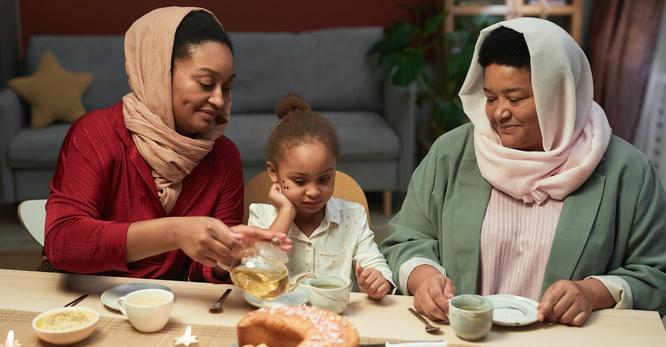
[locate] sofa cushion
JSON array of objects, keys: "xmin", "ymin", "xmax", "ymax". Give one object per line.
[
  {"xmin": 27, "ymin": 28, "xmax": 384, "ymax": 115},
  {"xmin": 10, "ymin": 111, "xmax": 399, "ymax": 170},
  {"xmin": 26, "ymin": 36, "xmax": 129, "ymax": 111},
  {"xmin": 9, "ymin": 124, "xmax": 71, "ymax": 168},
  {"xmin": 9, "ymin": 51, "xmax": 93, "ymax": 128},
  {"xmin": 226, "ymin": 111, "xmax": 399, "ymax": 165},
  {"xmin": 229, "ymin": 27, "xmax": 383, "ymax": 113}
]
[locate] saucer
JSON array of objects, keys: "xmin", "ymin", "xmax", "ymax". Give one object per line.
[
  {"xmin": 101, "ymin": 282, "xmax": 172, "ymax": 311},
  {"xmin": 243, "ymin": 285, "xmax": 309, "ymax": 309},
  {"xmin": 486, "ymin": 294, "xmax": 539, "ymax": 326}
]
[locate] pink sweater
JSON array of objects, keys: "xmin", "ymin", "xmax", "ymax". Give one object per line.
[{"xmin": 480, "ymin": 188, "xmax": 563, "ymax": 300}]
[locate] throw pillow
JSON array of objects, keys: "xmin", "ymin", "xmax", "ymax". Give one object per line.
[{"xmin": 9, "ymin": 50, "xmax": 93, "ymax": 128}]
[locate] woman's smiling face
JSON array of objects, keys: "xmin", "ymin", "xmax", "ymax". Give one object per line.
[
  {"xmin": 484, "ymin": 63, "xmax": 543, "ymax": 151},
  {"xmin": 171, "ymin": 41, "xmax": 235, "ymax": 137}
]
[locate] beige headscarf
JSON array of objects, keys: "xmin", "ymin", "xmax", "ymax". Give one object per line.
[
  {"xmin": 122, "ymin": 7, "xmax": 230, "ymax": 213},
  {"xmin": 460, "ymin": 17, "xmax": 612, "ymax": 204}
]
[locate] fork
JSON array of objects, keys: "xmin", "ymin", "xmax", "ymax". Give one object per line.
[
  {"xmin": 64, "ymin": 294, "xmax": 88, "ymax": 307},
  {"xmin": 208, "ymin": 288, "xmax": 232, "ymax": 313},
  {"xmin": 408, "ymin": 308, "xmax": 443, "ymax": 335}
]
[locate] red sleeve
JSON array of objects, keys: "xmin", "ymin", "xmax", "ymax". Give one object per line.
[
  {"xmin": 190, "ymin": 136, "xmax": 244, "ymax": 283},
  {"xmin": 213, "ymin": 137, "xmax": 244, "ymax": 226},
  {"xmin": 43, "ymin": 110, "xmax": 131, "ymax": 273}
]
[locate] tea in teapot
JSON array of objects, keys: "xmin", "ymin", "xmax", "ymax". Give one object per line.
[{"xmin": 219, "ymin": 240, "xmax": 311, "ymax": 300}]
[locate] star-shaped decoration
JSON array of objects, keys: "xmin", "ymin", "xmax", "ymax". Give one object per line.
[
  {"xmin": 2, "ymin": 330, "xmax": 22, "ymax": 347},
  {"xmin": 9, "ymin": 50, "xmax": 93, "ymax": 128},
  {"xmin": 174, "ymin": 326, "xmax": 198, "ymax": 346}
]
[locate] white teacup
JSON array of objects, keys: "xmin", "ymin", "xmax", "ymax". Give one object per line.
[
  {"xmin": 305, "ymin": 275, "xmax": 351, "ymax": 314},
  {"xmin": 118, "ymin": 288, "xmax": 174, "ymax": 333},
  {"xmin": 448, "ymin": 294, "xmax": 493, "ymax": 340}
]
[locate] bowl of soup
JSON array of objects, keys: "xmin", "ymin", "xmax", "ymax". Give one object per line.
[{"xmin": 32, "ymin": 307, "xmax": 99, "ymax": 345}]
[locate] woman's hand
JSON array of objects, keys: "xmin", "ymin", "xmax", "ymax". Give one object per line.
[
  {"xmin": 409, "ymin": 265, "xmax": 456, "ymax": 321},
  {"xmin": 356, "ymin": 264, "xmax": 391, "ymax": 299},
  {"xmin": 538, "ymin": 278, "xmax": 615, "ymax": 326},
  {"xmin": 268, "ymin": 183, "xmax": 295, "ymax": 213},
  {"xmin": 175, "ymin": 217, "xmax": 291, "ymax": 268},
  {"xmin": 230, "ymin": 224, "xmax": 292, "ymax": 252},
  {"xmin": 174, "ymin": 216, "xmax": 240, "ymax": 267}
]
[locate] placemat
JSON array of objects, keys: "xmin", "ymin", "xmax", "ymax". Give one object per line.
[
  {"xmin": 0, "ymin": 309, "xmax": 235, "ymax": 346},
  {"xmin": 0, "ymin": 309, "xmax": 402, "ymax": 346}
]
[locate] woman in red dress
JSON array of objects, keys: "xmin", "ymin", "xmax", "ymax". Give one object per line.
[{"xmin": 43, "ymin": 7, "xmax": 289, "ymax": 282}]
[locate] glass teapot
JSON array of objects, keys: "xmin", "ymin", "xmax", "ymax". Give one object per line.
[{"xmin": 217, "ymin": 239, "xmax": 312, "ymax": 300}]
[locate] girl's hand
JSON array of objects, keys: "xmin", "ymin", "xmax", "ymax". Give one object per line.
[
  {"xmin": 538, "ymin": 279, "xmax": 614, "ymax": 326},
  {"xmin": 268, "ymin": 183, "xmax": 295, "ymax": 213},
  {"xmin": 356, "ymin": 263, "xmax": 392, "ymax": 300}
]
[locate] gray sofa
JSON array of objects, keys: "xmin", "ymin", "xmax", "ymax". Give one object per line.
[{"xmin": 0, "ymin": 27, "xmax": 417, "ymax": 208}]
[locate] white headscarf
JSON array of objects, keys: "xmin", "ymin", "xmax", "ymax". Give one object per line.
[{"xmin": 460, "ymin": 17, "xmax": 612, "ymax": 204}]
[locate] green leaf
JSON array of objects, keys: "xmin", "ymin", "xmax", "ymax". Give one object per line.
[
  {"xmin": 369, "ymin": 21, "xmax": 417, "ymax": 56},
  {"xmin": 424, "ymin": 13, "xmax": 444, "ymax": 36},
  {"xmin": 449, "ymin": 43, "xmax": 475, "ymax": 81},
  {"xmin": 385, "ymin": 48, "xmax": 425, "ymax": 86},
  {"xmin": 432, "ymin": 98, "xmax": 467, "ymax": 132}
]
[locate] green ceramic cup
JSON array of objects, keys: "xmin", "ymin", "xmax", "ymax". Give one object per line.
[{"xmin": 449, "ymin": 294, "xmax": 493, "ymax": 340}]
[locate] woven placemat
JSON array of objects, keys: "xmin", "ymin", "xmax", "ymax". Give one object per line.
[
  {"xmin": 0, "ymin": 309, "xmax": 235, "ymax": 346},
  {"xmin": 0, "ymin": 309, "xmax": 400, "ymax": 346}
]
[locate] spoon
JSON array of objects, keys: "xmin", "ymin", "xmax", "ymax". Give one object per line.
[
  {"xmin": 209, "ymin": 288, "xmax": 232, "ymax": 313},
  {"xmin": 408, "ymin": 308, "xmax": 443, "ymax": 335}
]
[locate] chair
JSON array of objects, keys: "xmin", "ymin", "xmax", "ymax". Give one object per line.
[
  {"xmin": 243, "ymin": 170, "xmax": 370, "ymax": 225},
  {"xmin": 17, "ymin": 199, "xmax": 47, "ymax": 246}
]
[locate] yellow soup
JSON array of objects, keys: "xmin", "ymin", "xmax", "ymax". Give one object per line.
[{"xmin": 37, "ymin": 310, "xmax": 96, "ymax": 332}]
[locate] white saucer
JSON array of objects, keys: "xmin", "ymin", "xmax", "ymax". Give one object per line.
[
  {"xmin": 486, "ymin": 294, "xmax": 539, "ymax": 326},
  {"xmin": 243, "ymin": 285, "xmax": 309, "ymax": 309},
  {"xmin": 101, "ymin": 282, "xmax": 172, "ymax": 311}
]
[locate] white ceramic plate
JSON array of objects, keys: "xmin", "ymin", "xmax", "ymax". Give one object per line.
[
  {"xmin": 101, "ymin": 282, "xmax": 172, "ymax": 311},
  {"xmin": 243, "ymin": 285, "xmax": 309, "ymax": 309},
  {"xmin": 486, "ymin": 294, "xmax": 539, "ymax": 326}
]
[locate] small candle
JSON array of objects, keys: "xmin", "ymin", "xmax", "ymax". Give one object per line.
[
  {"xmin": 173, "ymin": 326, "xmax": 198, "ymax": 346},
  {"xmin": 2, "ymin": 330, "xmax": 21, "ymax": 347}
]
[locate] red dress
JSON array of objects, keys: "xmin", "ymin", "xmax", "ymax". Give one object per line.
[{"xmin": 43, "ymin": 102, "xmax": 243, "ymax": 282}]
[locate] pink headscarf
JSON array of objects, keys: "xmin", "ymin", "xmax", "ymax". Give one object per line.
[
  {"xmin": 122, "ymin": 7, "xmax": 231, "ymax": 213},
  {"xmin": 460, "ymin": 18, "xmax": 612, "ymax": 204}
]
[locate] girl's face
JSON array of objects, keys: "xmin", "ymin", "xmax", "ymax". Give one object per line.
[
  {"xmin": 268, "ymin": 141, "xmax": 336, "ymax": 217},
  {"xmin": 483, "ymin": 63, "xmax": 543, "ymax": 151},
  {"xmin": 171, "ymin": 41, "xmax": 235, "ymax": 137}
]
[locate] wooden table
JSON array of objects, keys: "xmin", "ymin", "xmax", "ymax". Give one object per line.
[{"xmin": 0, "ymin": 269, "xmax": 664, "ymax": 346}]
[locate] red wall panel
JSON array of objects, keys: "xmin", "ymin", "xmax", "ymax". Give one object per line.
[{"xmin": 21, "ymin": 0, "xmax": 435, "ymax": 49}]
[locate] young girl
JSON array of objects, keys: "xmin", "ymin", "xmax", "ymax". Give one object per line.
[{"xmin": 248, "ymin": 93, "xmax": 394, "ymax": 299}]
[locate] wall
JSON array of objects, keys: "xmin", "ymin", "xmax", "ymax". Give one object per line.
[
  {"xmin": 20, "ymin": 0, "xmax": 434, "ymax": 49},
  {"xmin": 0, "ymin": 0, "xmax": 20, "ymax": 88}
]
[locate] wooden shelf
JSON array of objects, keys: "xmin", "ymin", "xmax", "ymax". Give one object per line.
[{"xmin": 444, "ymin": 0, "xmax": 583, "ymax": 44}]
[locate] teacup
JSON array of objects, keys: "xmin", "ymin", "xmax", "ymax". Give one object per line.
[
  {"xmin": 304, "ymin": 275, "xmax": 351, "ymax": 314},
  {"xmin": 118, "ymin": 288, "xmax": 174, "ymax": 333},
  {"xmin": 448, "ymin": 294, "xmax": 493, "ymax": 340}
]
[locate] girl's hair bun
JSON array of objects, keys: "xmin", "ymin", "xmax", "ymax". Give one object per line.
[{"xmin": 275, "ymin": 92, "xmax": 311, "ymax": 120}]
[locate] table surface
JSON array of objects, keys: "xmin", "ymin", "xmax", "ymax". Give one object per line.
[{"xmin": 1, "ymin": 269, "xmax": 664, "ymax": 346}]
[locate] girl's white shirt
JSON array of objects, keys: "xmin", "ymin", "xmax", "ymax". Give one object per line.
[{"xmin": 248, "ymin": 198, "xmax": 395, "ymax": 293}]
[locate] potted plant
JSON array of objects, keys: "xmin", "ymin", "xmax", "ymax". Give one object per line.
[{"xmin": 370, "ymin": 3, "xmax": 491, "ymax": 150}]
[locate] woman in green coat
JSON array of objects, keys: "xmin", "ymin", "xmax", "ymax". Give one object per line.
[{"xmin": 380, "ymin": 18, "xmax": 666, "ymax": 326}]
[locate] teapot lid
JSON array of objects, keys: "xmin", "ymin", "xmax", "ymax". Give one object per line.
[{"xmin": 255, "ymin": 240, "xmax": 289, "ymax": 264}]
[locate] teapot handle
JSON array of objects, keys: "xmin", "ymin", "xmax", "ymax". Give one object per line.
[
  {"xmin": 288, "ymin": 272, "xmax": 315, "ymax": 291},
  {"xmin": 216, "ymin": 262, "xmax": 231, "ymax": 271}
]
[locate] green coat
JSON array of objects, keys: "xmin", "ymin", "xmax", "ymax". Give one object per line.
[{"xmin": 380, "ymin": 123, "xmax": 666, "ymax": 315}]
